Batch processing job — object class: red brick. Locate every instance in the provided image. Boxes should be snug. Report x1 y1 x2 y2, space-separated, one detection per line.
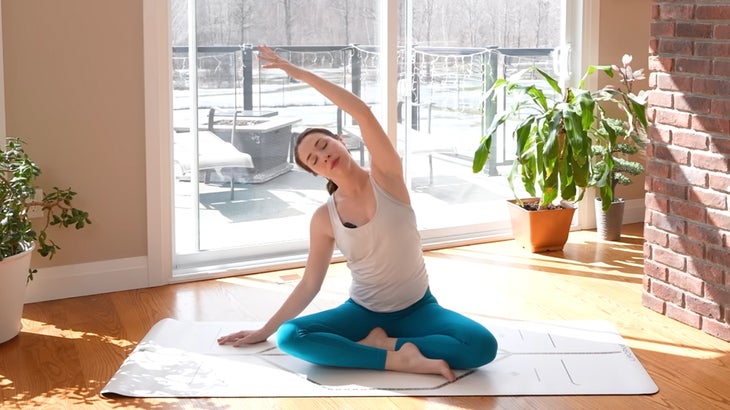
649 39 659 56
687 221 724 246
670 200 707 224
654 247 687 271
653 178 688 199
709 136 730 156
677 22 713 38
652 21 676 37
648 56 673 72
711 99 730 117
647 125 672 144
707 210 730 230
645 225 670 248
647 157 671 179
692 115 730 134
696 5 730 20
675 58 711 76
661 38 695 55
671 164 709 187
687 258 725 285
660 4 695 20
668 268 704 295
707 245 730 269
649 211 687 235
696 42 730 58
692 152 730 173
656 72 693 92
702 319 730 343
716 24 730 40
647 106 657 124
643 270 652 288
646 192 670 213
645 175 655 192
667 304 701 328
709 173 730 193
647 90 674 108
645 258 669 281
653 143 690 164
651 280 685 304
713 60 730 77
655 108 692 128
642 290 666 314
687 294 722 320
672 130 709 150
689 187 728 210
706 283 730 306
693 78 730 97
675 94 712 114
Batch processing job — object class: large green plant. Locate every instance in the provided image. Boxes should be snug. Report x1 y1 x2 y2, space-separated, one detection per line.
0 138 91 280
473 56 647 211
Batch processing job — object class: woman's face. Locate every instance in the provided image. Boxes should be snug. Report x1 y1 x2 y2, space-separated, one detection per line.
296 132 348 177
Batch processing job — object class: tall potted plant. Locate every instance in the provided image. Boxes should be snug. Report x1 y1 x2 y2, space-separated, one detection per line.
0 138 91 343
473 58 640 252
590 54 648 240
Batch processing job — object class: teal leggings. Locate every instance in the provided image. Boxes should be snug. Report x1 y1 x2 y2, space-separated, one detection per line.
277 288 498 370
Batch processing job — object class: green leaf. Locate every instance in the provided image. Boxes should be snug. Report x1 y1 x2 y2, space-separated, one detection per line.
534 67 562 95
472 135 492 173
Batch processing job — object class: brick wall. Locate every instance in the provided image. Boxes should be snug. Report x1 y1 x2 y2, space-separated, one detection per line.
644 1 730 342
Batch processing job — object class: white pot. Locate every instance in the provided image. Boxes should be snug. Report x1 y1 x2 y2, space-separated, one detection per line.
595 197 625 241
0 244 34 344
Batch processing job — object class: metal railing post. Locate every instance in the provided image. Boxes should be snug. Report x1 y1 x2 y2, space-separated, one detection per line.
485 49 499 176
242 44 253 111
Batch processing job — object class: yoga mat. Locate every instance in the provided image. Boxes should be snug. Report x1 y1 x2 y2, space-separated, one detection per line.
101 318 658 397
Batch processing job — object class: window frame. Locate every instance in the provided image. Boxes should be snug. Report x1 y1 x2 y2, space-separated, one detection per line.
143 0 591 285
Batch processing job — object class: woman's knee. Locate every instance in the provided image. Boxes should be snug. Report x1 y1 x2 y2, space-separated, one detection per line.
470 327 499 367
276 321 303 354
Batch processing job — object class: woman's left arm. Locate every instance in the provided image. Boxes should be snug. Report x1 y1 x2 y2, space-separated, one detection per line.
257 46 406 197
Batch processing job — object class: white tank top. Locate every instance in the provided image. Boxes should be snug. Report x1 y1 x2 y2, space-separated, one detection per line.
326 176 429 312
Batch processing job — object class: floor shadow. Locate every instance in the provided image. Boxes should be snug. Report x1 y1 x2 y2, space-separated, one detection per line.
411 175 503 204
198 169 327 223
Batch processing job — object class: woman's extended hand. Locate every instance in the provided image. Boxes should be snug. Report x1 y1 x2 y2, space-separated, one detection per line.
217 328 270 347
257 45 299 73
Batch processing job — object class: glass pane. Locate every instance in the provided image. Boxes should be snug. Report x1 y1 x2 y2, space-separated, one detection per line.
170 0 379 270
400 0 563 240
168 0 568 274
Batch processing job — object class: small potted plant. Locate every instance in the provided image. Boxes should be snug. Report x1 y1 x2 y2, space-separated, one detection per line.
473 55 645 252
1 138 91 343
590 54 648 240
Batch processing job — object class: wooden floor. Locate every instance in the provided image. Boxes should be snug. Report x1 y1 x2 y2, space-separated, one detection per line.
2 223 729 409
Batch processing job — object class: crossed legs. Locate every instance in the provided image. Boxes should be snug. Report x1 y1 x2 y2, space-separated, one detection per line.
276 289 498 381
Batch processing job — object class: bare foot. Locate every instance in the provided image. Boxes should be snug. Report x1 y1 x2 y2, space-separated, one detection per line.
385 342 456 382
357 327 396 350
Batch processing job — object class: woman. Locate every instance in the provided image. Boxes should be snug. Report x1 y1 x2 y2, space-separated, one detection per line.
218 45 498 382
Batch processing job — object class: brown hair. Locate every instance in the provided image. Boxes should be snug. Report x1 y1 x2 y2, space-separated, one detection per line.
294 127 339 195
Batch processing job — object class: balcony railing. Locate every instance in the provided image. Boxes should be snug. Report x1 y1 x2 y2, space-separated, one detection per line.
172 44 556 176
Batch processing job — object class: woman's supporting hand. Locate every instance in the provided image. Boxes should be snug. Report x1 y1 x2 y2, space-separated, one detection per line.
217 328 270 347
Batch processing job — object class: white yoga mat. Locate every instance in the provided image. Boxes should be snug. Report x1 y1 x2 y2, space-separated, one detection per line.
101 318 658 397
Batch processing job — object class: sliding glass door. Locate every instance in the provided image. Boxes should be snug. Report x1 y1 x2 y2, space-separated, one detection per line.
170 0 569 276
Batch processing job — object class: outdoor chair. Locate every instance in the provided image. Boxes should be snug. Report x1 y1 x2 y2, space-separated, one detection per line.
174 130 254 200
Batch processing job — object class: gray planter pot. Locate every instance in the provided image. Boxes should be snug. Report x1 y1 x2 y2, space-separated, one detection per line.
595 198 625 241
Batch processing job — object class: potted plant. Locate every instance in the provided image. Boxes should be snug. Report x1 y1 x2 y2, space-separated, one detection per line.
590 54 648 240
473 57 641 252
1 138 91 343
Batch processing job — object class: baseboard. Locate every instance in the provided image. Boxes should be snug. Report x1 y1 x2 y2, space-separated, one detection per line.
622 198 646 225
24 256 150 303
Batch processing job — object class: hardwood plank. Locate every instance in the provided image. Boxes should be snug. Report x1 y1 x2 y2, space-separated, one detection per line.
1 223 729 409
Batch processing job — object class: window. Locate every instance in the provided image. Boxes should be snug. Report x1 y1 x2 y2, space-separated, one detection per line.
144 0 579 280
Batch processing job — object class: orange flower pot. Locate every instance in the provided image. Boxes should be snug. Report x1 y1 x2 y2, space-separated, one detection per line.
507 198 576 252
